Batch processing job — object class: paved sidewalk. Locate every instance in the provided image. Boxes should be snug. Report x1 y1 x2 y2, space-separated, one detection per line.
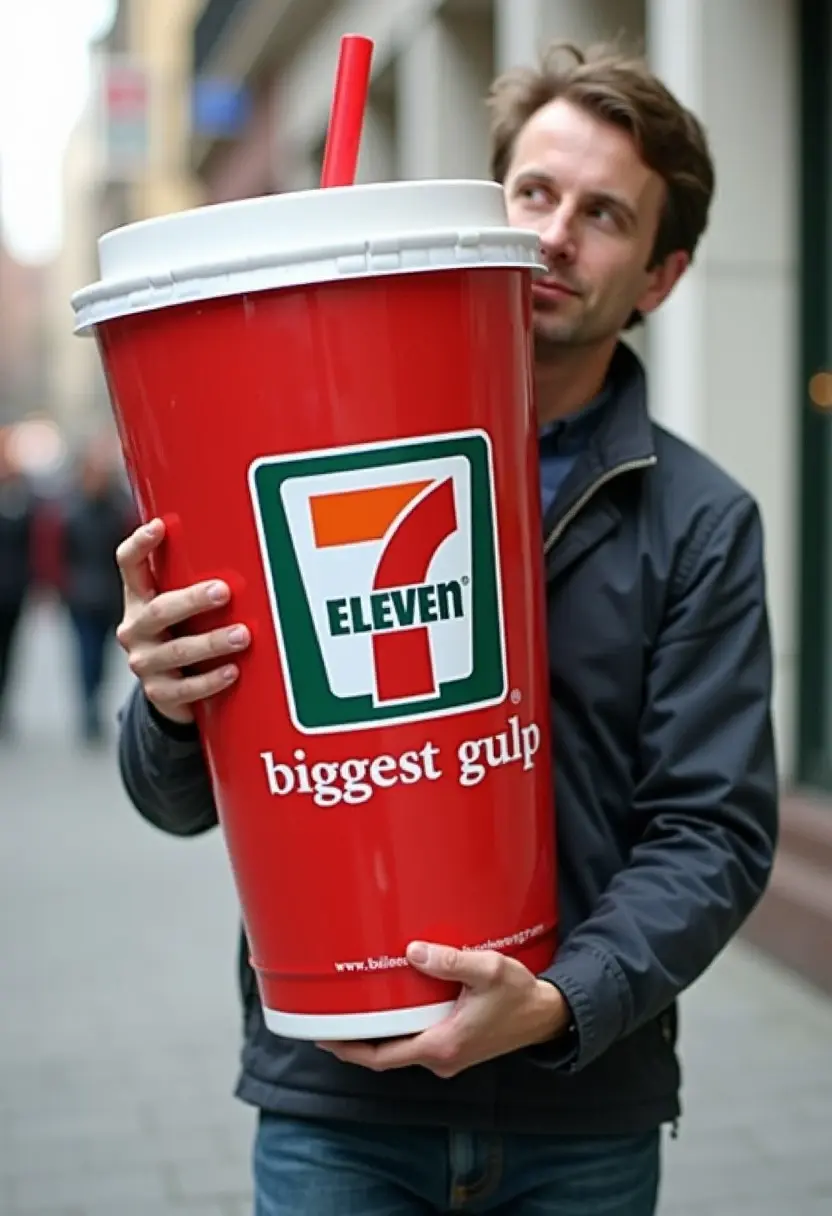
1 601 256 1216
1 600 830 1214
659 946 832 1215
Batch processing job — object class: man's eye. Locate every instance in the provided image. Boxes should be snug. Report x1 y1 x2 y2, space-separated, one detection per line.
588 205 616 225
520 186 549 205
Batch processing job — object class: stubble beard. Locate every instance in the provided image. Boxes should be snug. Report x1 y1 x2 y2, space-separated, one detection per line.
533 316 587 362
533 298 626 360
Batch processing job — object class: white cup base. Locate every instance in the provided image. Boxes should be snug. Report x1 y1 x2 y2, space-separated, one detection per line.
263 999 456 1041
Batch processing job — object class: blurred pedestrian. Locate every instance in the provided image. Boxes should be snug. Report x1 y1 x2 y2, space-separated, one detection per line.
50 434 137 742
0 427 37 736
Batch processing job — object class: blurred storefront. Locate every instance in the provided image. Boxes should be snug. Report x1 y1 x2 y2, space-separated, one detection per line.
95 0 203 226
0 241 48 428
190 0 284 202
181 0 828 993
0 160 49 429
49 0 203 441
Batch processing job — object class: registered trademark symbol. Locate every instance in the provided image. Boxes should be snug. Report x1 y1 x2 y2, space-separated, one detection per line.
461 576 470 586
510 689 522 705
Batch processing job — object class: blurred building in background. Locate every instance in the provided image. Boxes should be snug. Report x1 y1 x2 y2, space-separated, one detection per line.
0 180 49 428
191 4 278 202
184 0 832 992
47 103 109 440
48 0 203 442
104 0 204 224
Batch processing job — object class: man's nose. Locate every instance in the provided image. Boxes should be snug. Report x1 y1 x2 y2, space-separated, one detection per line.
540 205 577 264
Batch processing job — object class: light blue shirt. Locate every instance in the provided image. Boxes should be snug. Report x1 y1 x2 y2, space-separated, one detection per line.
538 382 612 518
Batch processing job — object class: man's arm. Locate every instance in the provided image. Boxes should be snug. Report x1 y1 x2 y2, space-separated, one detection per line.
113 516 251 837
118 681 219 837
542 493 778 1071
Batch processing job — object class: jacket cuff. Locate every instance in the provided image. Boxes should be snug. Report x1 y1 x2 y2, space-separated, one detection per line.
144 693 202 752
540 946 632 1072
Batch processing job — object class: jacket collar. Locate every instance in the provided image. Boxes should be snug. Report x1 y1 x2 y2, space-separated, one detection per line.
540 341 657 578
541 340 655 524
589 340 655 471
538 376 615 457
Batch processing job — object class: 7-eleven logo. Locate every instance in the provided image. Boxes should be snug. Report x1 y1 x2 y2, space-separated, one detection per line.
248 431 507 734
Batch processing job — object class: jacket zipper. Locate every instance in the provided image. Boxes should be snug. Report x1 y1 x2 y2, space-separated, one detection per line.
543 456 658 557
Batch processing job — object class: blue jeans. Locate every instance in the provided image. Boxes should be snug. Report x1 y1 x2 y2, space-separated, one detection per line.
253 1112 661 1215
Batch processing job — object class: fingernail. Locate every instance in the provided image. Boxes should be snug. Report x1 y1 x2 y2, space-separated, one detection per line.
408 942 429 964
221 665 238 681
207 582 229 604
143 520 161 538
227 626 248 648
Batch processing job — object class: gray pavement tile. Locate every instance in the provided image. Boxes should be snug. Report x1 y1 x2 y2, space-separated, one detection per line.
0 1139 91 1184
165 1154 254 1202
8 1165 170 1212
77 1206 232 1216
10 1207 235 1216
662 1125 763 1166
4 1210 80 1216
2 1109 149 1147
664 1200 832 1216
661 1151 832 1205
0 1127 247 1183
137 1104 257 1174
749 1113 832 1165
659 1205 713 1216
221 1201 254 1216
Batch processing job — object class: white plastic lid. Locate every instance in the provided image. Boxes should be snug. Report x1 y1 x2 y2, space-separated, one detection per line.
71 179 545 333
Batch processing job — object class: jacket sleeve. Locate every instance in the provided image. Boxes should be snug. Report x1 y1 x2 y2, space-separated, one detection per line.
118 680 219 837
541 493 779 1070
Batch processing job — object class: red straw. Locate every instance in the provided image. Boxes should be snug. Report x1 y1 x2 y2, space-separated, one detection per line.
320 34 375 188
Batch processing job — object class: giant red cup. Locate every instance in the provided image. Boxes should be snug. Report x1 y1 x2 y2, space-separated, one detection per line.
72 181 558 1040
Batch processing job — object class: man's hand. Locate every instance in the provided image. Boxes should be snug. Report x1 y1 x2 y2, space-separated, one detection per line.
318 942 571 1077
115 518 251 725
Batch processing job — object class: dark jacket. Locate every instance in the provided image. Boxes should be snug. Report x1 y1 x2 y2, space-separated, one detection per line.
118 343 778 1135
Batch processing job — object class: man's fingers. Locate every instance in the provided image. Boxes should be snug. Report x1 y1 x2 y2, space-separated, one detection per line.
405 943 505 989
319 1023 463 1075
144 664 240 714
319 1037 434 1072
317 1041 389 1069
127 624 250 679
114 521 248 722
116 519 165 601
122 580 231 646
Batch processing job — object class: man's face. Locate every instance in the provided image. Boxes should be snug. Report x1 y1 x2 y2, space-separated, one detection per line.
504 99 685 358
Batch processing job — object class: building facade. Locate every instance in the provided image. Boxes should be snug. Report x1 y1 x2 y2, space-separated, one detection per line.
0 244 47 427
0 169 49 427
187 0 830 990
49 0 204 441
47 102 110 438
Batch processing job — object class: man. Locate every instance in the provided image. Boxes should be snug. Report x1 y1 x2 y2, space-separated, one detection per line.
115 42 778 1216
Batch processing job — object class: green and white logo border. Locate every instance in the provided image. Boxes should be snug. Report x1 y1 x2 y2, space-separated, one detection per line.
247 428 508 736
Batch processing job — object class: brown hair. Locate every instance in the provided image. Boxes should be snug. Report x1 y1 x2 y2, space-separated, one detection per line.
488 41 715 268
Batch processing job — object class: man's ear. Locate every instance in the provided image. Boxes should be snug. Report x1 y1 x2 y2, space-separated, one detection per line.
636 250 690 318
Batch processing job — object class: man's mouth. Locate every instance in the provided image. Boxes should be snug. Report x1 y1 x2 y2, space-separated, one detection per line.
533 276 581 301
